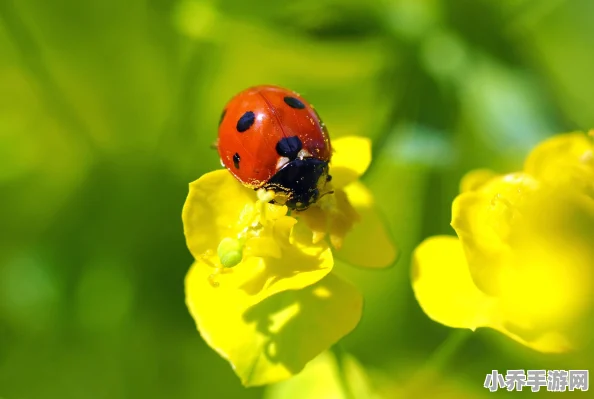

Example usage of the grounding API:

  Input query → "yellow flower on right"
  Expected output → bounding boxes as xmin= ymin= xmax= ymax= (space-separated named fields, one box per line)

xmin=412 ymin=131 xmax=594 ymax=353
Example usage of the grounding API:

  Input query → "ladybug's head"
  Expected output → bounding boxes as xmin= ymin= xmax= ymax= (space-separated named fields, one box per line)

xmin=264 ymin=158 xmax=330 ymax=211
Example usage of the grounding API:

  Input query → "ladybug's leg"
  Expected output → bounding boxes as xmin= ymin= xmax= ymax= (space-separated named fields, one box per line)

xmin=326 ymin=174 xmax=332 ymax=182
xmin=209 ymin=139 xmax=219 ymax=150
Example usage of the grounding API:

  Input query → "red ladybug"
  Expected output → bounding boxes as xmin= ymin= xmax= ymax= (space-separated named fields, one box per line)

xmin=217 ymin=85 xmax=332 ymax=211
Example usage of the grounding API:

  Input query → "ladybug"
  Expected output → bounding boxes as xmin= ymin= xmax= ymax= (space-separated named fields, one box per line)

xmin=217 ymin=85 xmax=332 ymax=211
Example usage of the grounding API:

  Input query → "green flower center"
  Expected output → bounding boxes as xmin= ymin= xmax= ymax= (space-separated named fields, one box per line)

xmin=215 ymin=189 xmax=287 ymax=269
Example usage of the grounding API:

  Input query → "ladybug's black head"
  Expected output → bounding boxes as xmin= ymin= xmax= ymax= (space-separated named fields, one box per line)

xmin=264 ymin=158 xmax=329 ymax=211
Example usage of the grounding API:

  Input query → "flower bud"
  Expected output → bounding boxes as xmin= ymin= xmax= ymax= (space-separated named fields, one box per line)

xmin=217 ymin=237 xmax=243 ymax=268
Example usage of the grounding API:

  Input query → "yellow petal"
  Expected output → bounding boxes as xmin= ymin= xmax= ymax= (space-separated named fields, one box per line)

xmin=202 ymin=233 xmax=333 ymax=308
xmin=245 ymin=237 xmax=282 ymax=259
xmin=272 ymin=216 xmax=298 ymax=246
xmin=451 ymin=173 xmax=540 ymax=296
xmin=494 ymin=330 xmax=572 ymax=353
xmin=411 ymin=236 xmax=496 ymax=330
xmin=330 ymin=136 xmax=372 ymax=189
xmin=334 ymin=182 xmax=398 ymax=268
xmin=452 ymin=172 xmax=594 ymax=301
xmin=411 ymin=236 xmax=575 ymax=353
xmin=266 ymin=202 xmax=289 ymax=221
xmin=524 ymin=131 xmax=594 ymax=198
xmin=249 ymin=232 xmax=334 ymax=301
xmin=446 ymin=171 xmax=594 ymax=352
xmin=459 ymin=169 xmax=499 ymax=193
xmin=186 ymin=265 xmax=362 ymax=386
xmin=328 ymin=189 xmax=360 ymax=250
xmin=182 ymin=170 xmax=255 ymax=259
xmin=264 ymin=351 xmax=377 ymax=399
xmin=296 ymin=205 xmax=328 ymax=244
xmin=494 ymin=189 xmax=594 ymax=346
xmin=183 ymin=169 xmax=333 ymax=304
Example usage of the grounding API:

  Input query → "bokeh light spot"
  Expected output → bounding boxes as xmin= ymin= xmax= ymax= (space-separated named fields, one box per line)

xmin=0 ymin=253 xmax=60 ymax=333
xmin=76 ymin=260 xmax=134 ymax=332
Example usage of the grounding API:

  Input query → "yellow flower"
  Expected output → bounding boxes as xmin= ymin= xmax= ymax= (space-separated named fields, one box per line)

xmin=524 ymin=130 xmax=594 ymax=200
xmin=182 ymin=136 xmax=396 ymax=386
xmin=298 ymin=136 xmax=399 ymax=268
xmin=412 ymin=132 xmax=594 ymax=353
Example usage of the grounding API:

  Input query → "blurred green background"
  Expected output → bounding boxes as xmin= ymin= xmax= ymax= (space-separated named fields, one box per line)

xmin=1 ymin=0 xmax=593 ymax=398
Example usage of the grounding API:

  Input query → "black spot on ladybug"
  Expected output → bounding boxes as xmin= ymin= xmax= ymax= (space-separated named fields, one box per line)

xmin=276 ymin=136 xmax=302 ymax=159
xmin=219 ymin=109 xmax=226 ymax=126
xmin=284 ymin=96 xmax=305 ymax=109
xmin=237 ymin=111 xmax=255 ymax=132
xmin=233 ymin=153 xmax=240 ymax=169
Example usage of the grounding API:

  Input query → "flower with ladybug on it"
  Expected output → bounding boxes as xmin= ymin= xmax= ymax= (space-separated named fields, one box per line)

xmin=182 ymin=85 xmax=397 ymax=386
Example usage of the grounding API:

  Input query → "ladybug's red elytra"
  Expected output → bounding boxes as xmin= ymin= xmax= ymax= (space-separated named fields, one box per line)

xmin=217 ymin=85 xmax=332 ymax=211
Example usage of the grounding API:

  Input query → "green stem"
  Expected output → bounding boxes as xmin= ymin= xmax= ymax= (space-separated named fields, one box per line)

xmin=331 ymin=343 xmax=356 ymax=399
xmin=405 ymin=329 xmax=472 ymax=394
